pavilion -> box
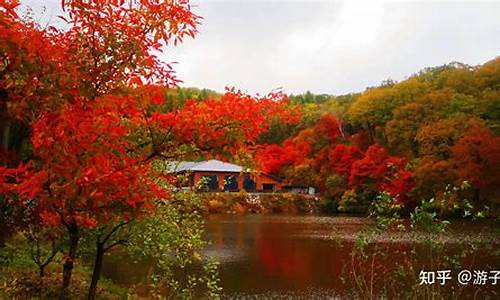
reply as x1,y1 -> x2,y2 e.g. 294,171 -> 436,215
169,159 -> 283,192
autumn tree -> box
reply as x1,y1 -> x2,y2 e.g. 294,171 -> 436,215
386,89 -> 455,156
476,89 -> 500,134
319,144 -> 363,198
327,144 -> 364,177
256,139 -> 311,175
347,77 -> 428,143
257,112 -> 415,205
475,56 -> 500,90
1,88 -> 293,298
1,0 -> 203,297
1,0 -> 295,298
2,96 -> 169,297
412,158 -> 458,202
256,113 -> 340,176
259,56 -> 500,210
386,89 -> 481,156
348,144 -> 413,204
416,116 -> 484,160
452,126 -> 500,203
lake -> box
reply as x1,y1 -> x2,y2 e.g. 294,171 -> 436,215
204,214 -> 500,299
102,214 -> 500,298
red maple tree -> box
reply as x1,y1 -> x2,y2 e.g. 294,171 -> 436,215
452,126 -> 500,203
1,1 -> 296,298
257,114 -> 415,205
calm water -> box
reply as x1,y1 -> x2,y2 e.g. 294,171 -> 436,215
102,214 -> 500,298
204,214 -> 500,299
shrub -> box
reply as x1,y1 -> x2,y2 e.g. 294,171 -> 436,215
369,192 -> 405,230
410,198 -> 449,232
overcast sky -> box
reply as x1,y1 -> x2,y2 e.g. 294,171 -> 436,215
21,0 -> 500,95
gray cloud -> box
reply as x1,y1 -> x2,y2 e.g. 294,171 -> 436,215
20,0 -> 500,95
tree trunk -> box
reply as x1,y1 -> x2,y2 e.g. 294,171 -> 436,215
87,242 -> 104,300
60,223 -> 79,300
87,222 -> 129,299
39,265 -> 46,278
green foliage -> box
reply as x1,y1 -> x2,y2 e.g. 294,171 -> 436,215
127,191 -> 221,299
161,87 -> 220,112
369,192 -> 404,230
354,233 -> 369,256
0,235 -> 36,270
477,90 -> 500,134
259,92 -> 357,145
324,175 -> 346,198
410,198 -> 449,233
0,234 -> 130,299
417,181 -> 494,219
289,91 -> 332,104
337,190 -> 367,214
338,190 -> 357,212
258,117 -> 298,145
445,182 -> 492,219
451,198 -> 491,219
1,191 -> 223,299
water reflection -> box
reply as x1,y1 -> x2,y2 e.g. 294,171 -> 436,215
100,215 -> 500,298
204,215 -> 366,294
204,215 -> 500,298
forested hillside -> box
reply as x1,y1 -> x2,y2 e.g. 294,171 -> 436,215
257,58 -> 500,213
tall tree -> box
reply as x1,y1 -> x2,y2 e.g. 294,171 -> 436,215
452,126 -> 500,203
1,1 -> 294,298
